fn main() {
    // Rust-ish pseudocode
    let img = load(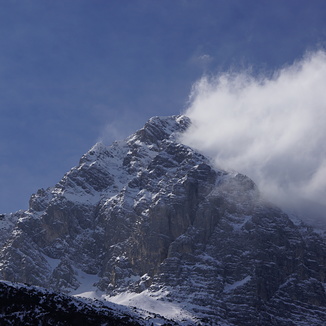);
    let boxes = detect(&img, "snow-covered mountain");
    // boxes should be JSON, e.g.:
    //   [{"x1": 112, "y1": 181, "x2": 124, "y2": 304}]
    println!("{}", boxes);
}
[{"x1": 0, "y1": 115, "x2": 325, "y2": 325}]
